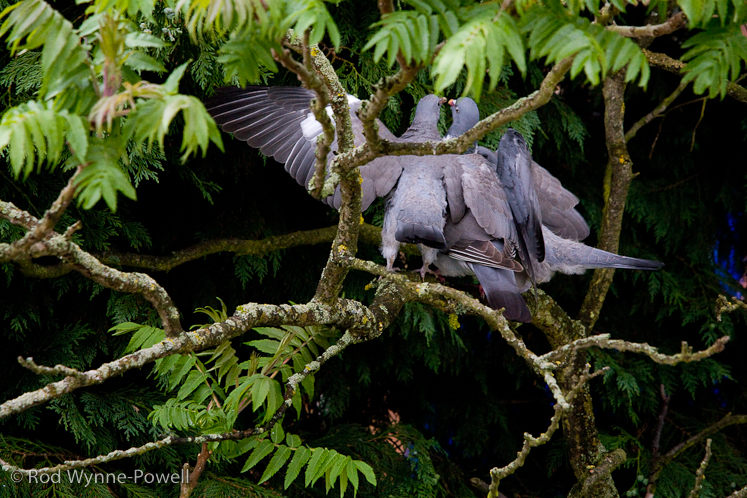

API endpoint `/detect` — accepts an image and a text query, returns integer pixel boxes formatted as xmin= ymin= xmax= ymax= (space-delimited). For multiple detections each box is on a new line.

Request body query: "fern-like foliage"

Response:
xmin=678 ymin=0 xmax=747 ymax=28
xmin=681 ymin=22 xmax=747 ymax=98
xmin=0 ymin=2 xmax=223 ymax=211
xmin=110 ymin=310 xmax=375 ymax=496
xmin=0 ymin=0 xmax=91 ymax=99
xmin=0 ymin=100 xmax=87 ymax=177
xmin=230 ymin=428 xmax=376 ymax=497
xmin=522 ymin=5 xmax=649 ymax=86
xmin=179 ymin=0 xmax=340 ymax=86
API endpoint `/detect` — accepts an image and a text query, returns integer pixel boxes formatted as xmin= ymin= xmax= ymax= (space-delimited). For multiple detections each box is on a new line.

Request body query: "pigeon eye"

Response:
xmin=456 ymin=108 xmax=460 ymax=113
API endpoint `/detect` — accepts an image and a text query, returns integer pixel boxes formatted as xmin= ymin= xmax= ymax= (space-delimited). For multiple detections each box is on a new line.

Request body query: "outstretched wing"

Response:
xmin=206 ymin=85 xmax=404 ymax=210
xmin=532 ymin=163 xmax=590 ymax=241
xmin=458 ymin=154 xmax=517 ymax=244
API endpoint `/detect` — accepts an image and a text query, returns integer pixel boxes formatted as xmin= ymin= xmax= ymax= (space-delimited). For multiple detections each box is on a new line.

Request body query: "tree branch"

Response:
xmin=606 ymin=12 xmax=687 ymax=38
xmin=645 ymin=413 xmax=747 ymax=495
xmin=643 ymin=49 xmax=747 ymax=104
xmin=0 ymin=299 xmax=378 ymax=420
xmin=716 ymin=294 xmax=747 ymax=321
xmin=0 ymin=322 xmax=373 ymax=476
xmin=578 ymin=69 xmax=632 ymax=332
xmin=626 ymin=79 xmax=689 ymax=141
xmin=539 ymin=335 xmax=730 ymax=366
xmin=727 ymin=485 xmax=747 ymax=498
xmin=1 ymin=200 xmax=184 ymax=337
xmin=686 ymin=439 xmax=712 ymax=498
xmin=488 ymin=366 xmax=609 ymax=497
xmin=13 ymin=224 xmax=410 ymax=278
xmin=273 ymin=32 xmax=334 ymax=200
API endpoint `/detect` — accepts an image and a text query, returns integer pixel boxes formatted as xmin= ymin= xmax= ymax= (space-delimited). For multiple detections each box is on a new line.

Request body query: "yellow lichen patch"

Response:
xmin=364 ymin=283 xmax=372 ymax=291
xmin=310 ymin=47 xmax=320 ymax=57
xmin=619 ymin=156 xmax=625 ymax=164
xmin=337 ymin=244 xmax=347 ymax=253
xmin=448 ymin=313 xmax=460 ymax=330
xmin=360 ymin=214 xmax=364 ymax=224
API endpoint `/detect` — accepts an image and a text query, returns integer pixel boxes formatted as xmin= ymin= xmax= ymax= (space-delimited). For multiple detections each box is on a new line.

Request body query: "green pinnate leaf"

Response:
xmin=242 ymin=438 xmax=275 ymax=472
xmin=285 ymin=445 xmax=311 ymax=489
xmin=258 ymin=445 xmax=292 ymax=484
xmin=304 ymin=448 xmax=329 ymax=487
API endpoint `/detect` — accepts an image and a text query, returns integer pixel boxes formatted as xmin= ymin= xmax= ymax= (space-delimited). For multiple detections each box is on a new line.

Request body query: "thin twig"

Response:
xmin=626 ymin=79 xmax=689 ymax=141
xmin=716 ymin=294 xmax=747 ymax=321
xmin=487 ymin=366 xmax=609 ymax=497
xmin=690 ymin=99 xmax=707 ymax=152
xmin=686 ymin=439 xmax=712 ymax=498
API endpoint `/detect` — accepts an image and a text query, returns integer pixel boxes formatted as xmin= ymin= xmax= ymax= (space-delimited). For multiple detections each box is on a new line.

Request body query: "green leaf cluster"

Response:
xmin=523 ymin=6 xmax=649 ymax=86
xmin=235 ymin=428 xmax=376 ymax=497
xmin=0 ymin=1 xmax=223 ymax=211
xmin=681 ymin=23 xmax=747 ymax=98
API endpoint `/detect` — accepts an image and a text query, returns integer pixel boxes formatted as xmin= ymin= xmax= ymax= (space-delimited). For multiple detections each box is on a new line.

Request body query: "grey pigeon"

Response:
xmin=206 ymin=87 xmax=447 ymax=270
xmin=446 ymin=97 xmax=589 ymax=241
xmin=206 ymin=86 xmax=530 ymax=319
xmin=443 ymin=97 xmax=663 ymax=305
xmin=205 ymin=86 xmax=442 ymax=212
xmin=384 ymin=148 xmax=531 ymax=321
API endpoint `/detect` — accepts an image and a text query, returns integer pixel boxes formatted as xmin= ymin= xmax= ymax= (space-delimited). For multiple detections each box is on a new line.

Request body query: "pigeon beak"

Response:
xmin=447 ymin=99 xmax=456 ymax=107
xmin=438 ymin=97 xmax=449 ymax=106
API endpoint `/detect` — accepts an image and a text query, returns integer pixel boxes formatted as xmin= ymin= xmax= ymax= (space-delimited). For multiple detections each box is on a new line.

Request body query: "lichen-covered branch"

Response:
xmin=273 ymin=31 xmax=334 ymax=199
xmin=578 ymin=69 xmax=631 ymax=332
xmin=643 ymin=49 xmax=747 ymax=104
xmin=276 ymin=38 xmax=361 ymax=305
xmin=4 ymin=168 xmax=81 ymax=259
xmin=606 ymin=12 xmax=687 ymax=38
xmin=0 ymin=318 xmax=375 ymax=477
xmin=727 ymin=484 xmax=747 ymax=498
xmin=0 ymin=299 xmax=377 ymax=420
xmin=686 ymin=439 xmax=712 ymax=498
xmin=344 ymin=256 xmax=570 ymax=410
xmin=0 ymin=200 xmax=183 ymax=337
xmin=573 ymin=449 xmax=627 ymax=497
xmin=716 ymin=294 xmax=747 ymax=321
xmin=488 ymin=366 xmax=609 ymax=498
xmin=15 ymin=224 xmax=402 ymax=278
xmin=342 ymin=55 xmax=576 ymax=173
xmin=644 ymin=414 xmax=747 ymax=496
xmin=539 ymin=335 xmax=730 ymax=365
xmin=18 ymin=358 xmax=86 ymax=378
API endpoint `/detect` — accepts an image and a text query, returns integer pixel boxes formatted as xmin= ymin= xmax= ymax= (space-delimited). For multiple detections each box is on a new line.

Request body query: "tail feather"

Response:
xmin=395 ymin=222 xmax=447 ymax=250
xmin=544 ymin=229 xmax=663 ymax=273
xmin=472 ymin=264 xmax=532 ymax=323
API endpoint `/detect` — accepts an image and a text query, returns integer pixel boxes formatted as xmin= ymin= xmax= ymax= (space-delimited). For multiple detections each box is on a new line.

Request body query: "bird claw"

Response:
xmin=418 ymin=265 xmax=434 ymax=280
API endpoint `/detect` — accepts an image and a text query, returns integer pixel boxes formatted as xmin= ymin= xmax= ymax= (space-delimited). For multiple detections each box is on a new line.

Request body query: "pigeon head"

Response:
xmin=497 ymin=128 xmax=530 ymax=175
xmin=413 ymin=94 xmax=444 ymax=122
xmin=445 ymin=97 xmax=480 ymax=151
xmin=400 ymin=94 xmax=444 ymax=141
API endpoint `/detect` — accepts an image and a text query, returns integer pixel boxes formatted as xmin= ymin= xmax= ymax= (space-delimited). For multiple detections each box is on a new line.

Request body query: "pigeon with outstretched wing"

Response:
xmin=206 ymin=86 xmax=442 ymax=212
